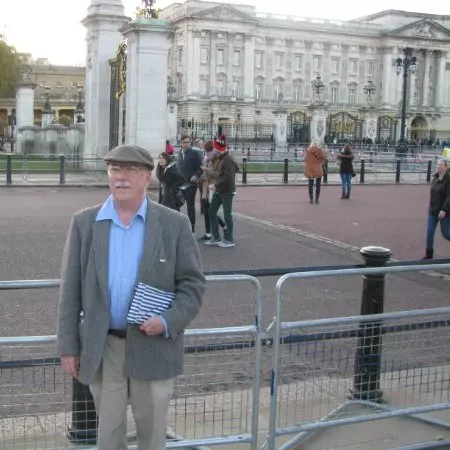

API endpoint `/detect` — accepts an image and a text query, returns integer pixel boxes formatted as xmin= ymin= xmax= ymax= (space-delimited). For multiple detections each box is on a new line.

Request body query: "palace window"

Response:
xmin=330 ymin=86 xmax=338 ymax=104
xmin=178 ymin=47 xmax=183 ymax=65
xmin=216 ymin=75 xmax=226 ymax=95
xmin=275 ymin=52 xmax=284 ymax=69
xmin=349 ymin=60 xmax=358 ymax=75
xmin=331 ymin=59 xmax=340 ymax=74
xmin=348 ymin=88 xmax=357 ymax=105
xmin=313 ymin=55 xmax=322 ymax=72
xmin=234 ymin=50 xmax=241 ymax=66
xmin=294 ymin=84 xmax=303 ymax=102
xmin=294 ymin=54 xmax=303 ymax=70
xmin=200 ymin=48 xmax=209 ymax=65
xmin=232 ymin=80 xmax=240 ymax=98
xmin=217 ymin=48 xmax=225 ymax=65
xmin=200 ymin=77 xmax=208 ymax=96
xmin=255 ymin=51 xmax=263 ymax=69
xmin=367 ymin=61 xmax=375 ymax=76
xmin=255 ymin=82 xmax=262 ymax=100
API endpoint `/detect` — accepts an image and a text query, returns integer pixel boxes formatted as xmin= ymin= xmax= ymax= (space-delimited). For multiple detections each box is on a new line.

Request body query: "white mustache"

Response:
xmin=114 ymin=183 xmax=132 ymax=189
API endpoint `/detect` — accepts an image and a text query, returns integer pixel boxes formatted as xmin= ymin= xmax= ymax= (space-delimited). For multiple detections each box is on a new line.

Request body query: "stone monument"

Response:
xmin=272 ymin=94 xmax=288 ymax=152
xmin=308 ymin=74 xmax=328 ymax=144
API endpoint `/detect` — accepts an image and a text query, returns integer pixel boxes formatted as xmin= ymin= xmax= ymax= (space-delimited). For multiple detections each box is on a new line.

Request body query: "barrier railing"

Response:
xmin=0 ymin=274 xmax=262 ymax=450
xmin=2 ymin=256 xmax=450 ymax=449
xmin=0 ymin=153 xmax=436 ymax=186
xmin=267 ymin=258 xmax=450 ymax=450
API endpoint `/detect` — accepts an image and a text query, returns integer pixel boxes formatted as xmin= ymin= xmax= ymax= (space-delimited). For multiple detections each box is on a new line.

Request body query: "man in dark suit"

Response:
xmin=178 ymin=135 xmax=203 ymax=232
xmin=57 ymin=145 xmax=205 ymax=450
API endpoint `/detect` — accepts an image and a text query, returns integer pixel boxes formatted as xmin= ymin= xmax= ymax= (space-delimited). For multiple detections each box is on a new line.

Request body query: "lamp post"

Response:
xmin=396 ymin=48 xmax=417 ymax=154
xmin=311 ymin=73 xmax=325 ymax=104
xmin=363 ymin=80 xmax=376 ymax=105
xmin=74 ymin=84 xmax=85 ymax=124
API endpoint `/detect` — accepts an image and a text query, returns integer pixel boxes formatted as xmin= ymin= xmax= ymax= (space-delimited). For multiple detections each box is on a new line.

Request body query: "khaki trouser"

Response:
xmin=90 ymin=335 xmax=174 ymax=450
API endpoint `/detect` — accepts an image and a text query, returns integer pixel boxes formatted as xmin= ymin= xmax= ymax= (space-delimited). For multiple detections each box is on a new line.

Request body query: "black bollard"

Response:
xmin=395 ymin=159 xmax=401 ymax=184
xmin=59 ymin=155 xmax=66 ymax=185
xmin=426 ymin=160 xmax=432 ymax=183
xmin=352 ymin=246 xmax=391 ymax=403
xmin=283 ymin=158 xmax=289 ymax=184
xmin=6 ymin=154 xmax=12 ymax=186
xmin=67 ymin=378 xmax=98 ymax=444
xmin=360 ymin=160 xmax=365 ymax=184
xmin=242 ymin=157 xmax=248 ymax=185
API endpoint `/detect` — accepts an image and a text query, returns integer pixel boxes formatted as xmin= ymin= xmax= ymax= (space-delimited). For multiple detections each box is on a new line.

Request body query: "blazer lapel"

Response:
xmin=93 ymin=220 xmax=111 ymax=305
xmin=137 ymin=197 xmax=162 ymax=282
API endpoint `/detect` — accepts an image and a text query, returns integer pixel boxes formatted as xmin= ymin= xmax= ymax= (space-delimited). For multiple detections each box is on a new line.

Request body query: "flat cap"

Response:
xmin=103 ymin=145 xmax=155 ymax=170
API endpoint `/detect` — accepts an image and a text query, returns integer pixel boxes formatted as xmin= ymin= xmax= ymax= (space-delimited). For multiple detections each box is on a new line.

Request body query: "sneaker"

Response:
xmin=204 ymin=239 xmax=221 ymax=246
xmin=218 ymin=240 xmax=235 ymax=248
xmin=199 ymin=234 xmax=211 ymax=242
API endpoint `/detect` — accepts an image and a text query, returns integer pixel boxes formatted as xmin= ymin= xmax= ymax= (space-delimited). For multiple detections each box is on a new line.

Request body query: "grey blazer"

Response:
xmin=56 ymin=197 xmax=205 ymax=385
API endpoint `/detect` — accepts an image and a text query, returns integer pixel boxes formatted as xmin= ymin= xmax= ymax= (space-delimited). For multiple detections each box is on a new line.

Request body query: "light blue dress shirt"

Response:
xmin=96 ymin=195 xmax=147 ymax=330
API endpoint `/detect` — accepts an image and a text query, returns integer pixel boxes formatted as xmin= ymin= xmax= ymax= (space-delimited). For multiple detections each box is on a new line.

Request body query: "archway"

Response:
xmin=410 ymin=116 xmax=427 ymax=143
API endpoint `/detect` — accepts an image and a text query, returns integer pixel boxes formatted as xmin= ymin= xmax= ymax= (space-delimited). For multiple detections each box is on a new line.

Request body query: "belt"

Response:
xmin=108 ymin=329 xmax=127 ymax=339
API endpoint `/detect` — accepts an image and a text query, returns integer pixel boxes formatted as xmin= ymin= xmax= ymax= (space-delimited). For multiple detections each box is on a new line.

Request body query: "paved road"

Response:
xmin=0 ymin=185 xmax=448 ymax=339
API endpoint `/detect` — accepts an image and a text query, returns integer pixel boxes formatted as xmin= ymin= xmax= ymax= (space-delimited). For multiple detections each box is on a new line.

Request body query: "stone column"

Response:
xmin=186 ymin=29 xmax=201 ymax=98
xmin=209 ymin=32 xmax=216 ymax=96
xmin=121 ymin=18 xmax=172 ymax=158
xmin=82 ymin=0 xmax=127 ymax=161
xmin=408 ymin=70 xmax=416 ymax=107
xmin=363 ymin=109 xmax=378 ymax=143
xmin=308 ymin=103 xmax=328 ymax=143
xmin=422 ymin=50 xmax=432 ymax=107
xmin=16 ymin=78 xmax=36 ymax=130
xmin=227 ymin=33 xmax=234 ymax=96
xmin=381 ymin=47 xmax=392 ymax=106
xmin=272 ymin=106 xmax=288 ymax=151
xmin=435 ymin=51 xmax=447 ymax=109
xmin=244 ymin=35 xmax=255 ymax=101
xmin=167 ymin=102 xmax=178 ymax=144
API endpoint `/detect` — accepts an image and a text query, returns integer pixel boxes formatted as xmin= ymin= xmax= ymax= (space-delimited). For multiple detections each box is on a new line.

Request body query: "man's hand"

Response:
xmin=140 ymin=317 xmax=165 ymax=336
xmin=438 ymin=210 xmax=447 ymax=220
xmin=61 ymin=356 xmax=80 ymax=378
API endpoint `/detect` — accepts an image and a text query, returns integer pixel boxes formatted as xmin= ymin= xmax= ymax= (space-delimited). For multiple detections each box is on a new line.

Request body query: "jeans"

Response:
xmin=201 ymin=198 xmax=226 ymax=234
xmin=308 ymin=178 xmax=321 ymax=201
xmin=182 ymin=185 xmax=197 ymax=232
xmin=210 ymin=192 xmax=234 ymax=242
xmin=340 ymin=173 xmax=352 ymax=196
xmin=426 ymin=213 xmax=450 ymax=250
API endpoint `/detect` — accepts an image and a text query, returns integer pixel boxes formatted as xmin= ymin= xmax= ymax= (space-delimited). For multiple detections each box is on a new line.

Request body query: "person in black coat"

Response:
xmin=178 ymin=135 xmax=203 ymax=232
xmin=423 ymin=159 xmax=450 ymax=259
xmin=337 ymin=145 xmax=355 ymax=199
xmin=156 ymin=152 xmax=185 ymax=211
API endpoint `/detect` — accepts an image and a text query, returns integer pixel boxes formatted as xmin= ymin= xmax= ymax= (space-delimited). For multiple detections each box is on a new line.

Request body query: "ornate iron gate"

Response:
xmin=288 ymin=111 xmax=310 ymax=144
xmin=377 ymin=115 xmax=396 ymax=143
xmin=327 ymin=112 xmax=361 ymax=143
xmin=109 ymin=42 xmax=127 ymax=150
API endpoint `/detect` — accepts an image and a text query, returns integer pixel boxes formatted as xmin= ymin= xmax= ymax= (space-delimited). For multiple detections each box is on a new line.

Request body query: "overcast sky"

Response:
xmin=1 ymin=0 xmax=448 ymax=65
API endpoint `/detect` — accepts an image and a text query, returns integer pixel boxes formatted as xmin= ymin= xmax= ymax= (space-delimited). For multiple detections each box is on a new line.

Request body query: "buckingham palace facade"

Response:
xmin=161 ymin=0 xmax=450 ymax=144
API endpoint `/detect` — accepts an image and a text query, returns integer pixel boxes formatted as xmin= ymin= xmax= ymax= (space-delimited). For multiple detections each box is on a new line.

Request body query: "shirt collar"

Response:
xmin=96 ymin=195 xmax=148 ymax=223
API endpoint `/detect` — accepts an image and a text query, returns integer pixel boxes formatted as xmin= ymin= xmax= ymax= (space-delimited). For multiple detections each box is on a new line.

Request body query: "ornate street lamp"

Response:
xmin=311 ymin=74 xmax=325 ymax=103
xmin=74 ymin=84 xmax=85 ymax=124
xmin=396 ymin=48 xmax=417 ymax=154
xmin=363 ymin=80 xmax=376 ymax=105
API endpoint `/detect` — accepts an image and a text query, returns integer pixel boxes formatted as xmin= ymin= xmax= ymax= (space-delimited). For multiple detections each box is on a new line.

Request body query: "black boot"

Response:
xmin=423 ymin=248 xmax=434 ymax=260
xmin=345 ymin=186 xmax=351 ymax=199
xmin=315 ymin=186 xmax=321 ymax=204
xmin=308 ymin=186 xmax=314 ymax=204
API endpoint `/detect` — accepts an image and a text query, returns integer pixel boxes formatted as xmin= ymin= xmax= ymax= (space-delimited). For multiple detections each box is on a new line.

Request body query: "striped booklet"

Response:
xmin=127 ymin=282 xmax=175 ymax=325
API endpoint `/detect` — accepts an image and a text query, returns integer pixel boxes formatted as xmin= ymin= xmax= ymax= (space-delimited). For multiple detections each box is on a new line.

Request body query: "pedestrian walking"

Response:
xmin=423 ymin=159 xmax=450 ymax=259
xmin=156 ymin=152 xmax=185 ymax=211
xmin=337 ymin=144 xmax=355 ymax=200
xmin=57 ymin=144 xmax=205 ymax=450
xmin=304 ymin=139 xmax=325 ymax=204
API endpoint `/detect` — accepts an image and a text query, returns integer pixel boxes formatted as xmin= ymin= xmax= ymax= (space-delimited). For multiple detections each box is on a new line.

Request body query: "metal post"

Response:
xmin=59 ymin=155 xmax=66 ymax=185
xmin=426 ymin=160 xmax=432 ymax=183
xmin=323 ymin=159 xmax=328 ymax=184
xmin=352 ymin=246 xmax=391 ymax=402
xmin=396 ymin=159 xmax=401 ymax=183
xmin=283 ymin=158 xmax=288 ymax=184
xmin=242 ymin=157 xmax=248 ymax=185
xmin=360 ymin=160 xmax=365 ymax=184
xmin=67 ymin=378 xmax=98 ymax=444
xmin=6 ymin=154 xmax=12 ymax=186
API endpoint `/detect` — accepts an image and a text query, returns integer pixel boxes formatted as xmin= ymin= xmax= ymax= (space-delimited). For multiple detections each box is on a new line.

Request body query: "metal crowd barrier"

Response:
xmin=0 ymin=275 xmax=262 ymax=450
xmin=267 ymin=256 xmax=450 ymax=450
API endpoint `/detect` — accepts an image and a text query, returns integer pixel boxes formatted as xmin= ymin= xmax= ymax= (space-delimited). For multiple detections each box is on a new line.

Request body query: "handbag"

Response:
xmin=127 ymin=282 xmax=175 ymax=325
xmin=174 ymin=190 xmax=185 ymax=208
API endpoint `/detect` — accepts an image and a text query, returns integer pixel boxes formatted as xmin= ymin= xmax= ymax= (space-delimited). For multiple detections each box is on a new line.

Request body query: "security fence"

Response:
xmin=1 ymin=259 xmax=450 ymax=449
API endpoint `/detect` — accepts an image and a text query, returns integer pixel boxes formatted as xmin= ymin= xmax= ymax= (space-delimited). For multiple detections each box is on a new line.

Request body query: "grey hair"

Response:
xmin=311 ymin=138 xmax=323 ymax=148
xmin=194 ymin=139 xmax=203 ymax=147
